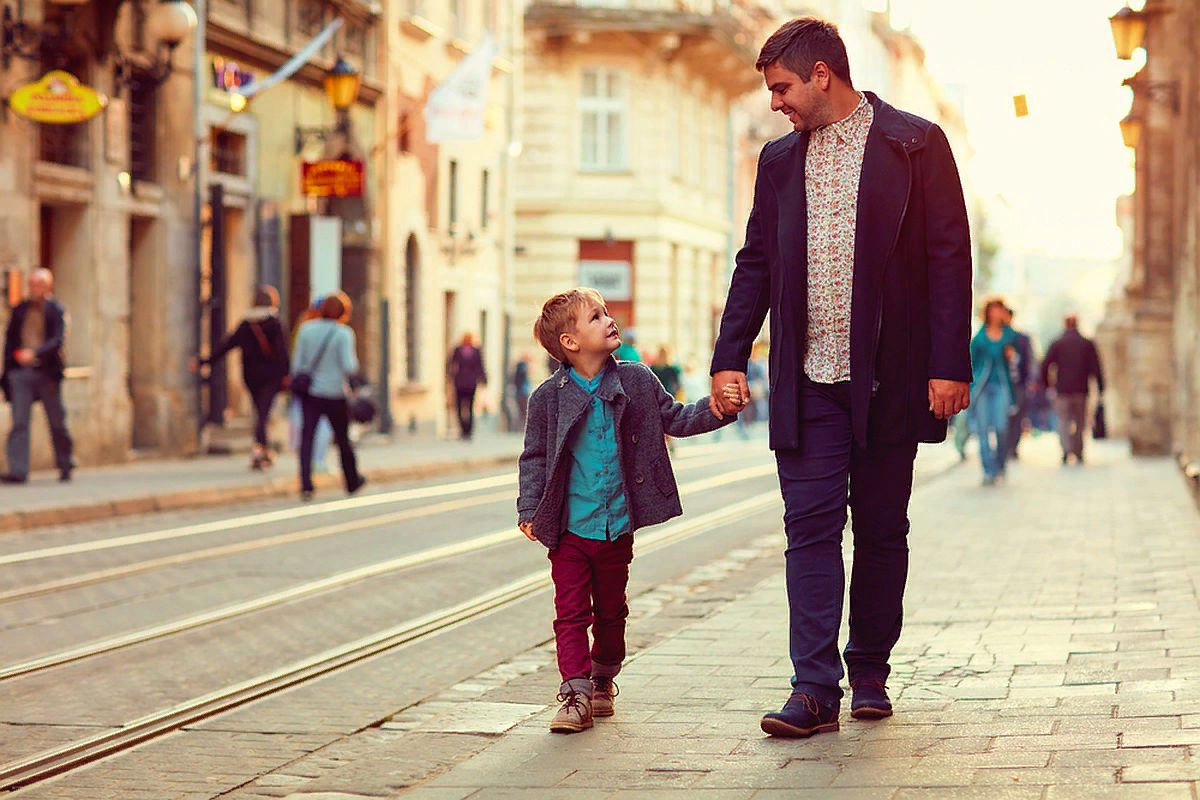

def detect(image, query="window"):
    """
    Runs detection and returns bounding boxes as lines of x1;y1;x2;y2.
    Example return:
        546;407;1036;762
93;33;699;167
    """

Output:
447;159;459;230
480;169;490;230
39;51;89;168
580;68;627;172
210;127;247;176
129;69;158;182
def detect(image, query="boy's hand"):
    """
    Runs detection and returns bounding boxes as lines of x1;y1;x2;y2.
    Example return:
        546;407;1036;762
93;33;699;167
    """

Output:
519;521;536;541
710;370;748;419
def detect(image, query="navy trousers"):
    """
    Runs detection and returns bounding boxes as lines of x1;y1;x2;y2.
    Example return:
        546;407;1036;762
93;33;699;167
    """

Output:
775;381;917;706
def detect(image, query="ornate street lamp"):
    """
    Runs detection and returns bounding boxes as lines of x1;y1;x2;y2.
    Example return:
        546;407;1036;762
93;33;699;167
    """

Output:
1109;5;1147;60
1120;113;1142;149
114;0;198;90
294;55;360;153
324;56;360;113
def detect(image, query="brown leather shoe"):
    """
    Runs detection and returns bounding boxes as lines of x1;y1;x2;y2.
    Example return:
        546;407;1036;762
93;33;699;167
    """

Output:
549;687;593;733
591;677;618;718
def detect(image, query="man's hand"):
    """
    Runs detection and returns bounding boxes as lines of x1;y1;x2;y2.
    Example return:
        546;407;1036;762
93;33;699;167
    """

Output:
519;521;536;542
14;349;34;366
928;379;969;420
710;370;748;420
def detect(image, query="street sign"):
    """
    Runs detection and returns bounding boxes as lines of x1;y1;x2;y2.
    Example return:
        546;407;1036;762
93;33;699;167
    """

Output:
579;260;632;301
301;160;365;198
7;71;107;124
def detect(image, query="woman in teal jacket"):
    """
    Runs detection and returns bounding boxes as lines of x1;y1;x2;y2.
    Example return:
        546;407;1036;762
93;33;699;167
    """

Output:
969;299;1018;485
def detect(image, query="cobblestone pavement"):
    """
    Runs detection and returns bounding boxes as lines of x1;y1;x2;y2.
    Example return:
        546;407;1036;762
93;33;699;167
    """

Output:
358;437;1200;799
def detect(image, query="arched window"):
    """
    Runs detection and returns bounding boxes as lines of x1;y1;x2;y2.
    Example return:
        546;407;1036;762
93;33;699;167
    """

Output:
405;234;420;382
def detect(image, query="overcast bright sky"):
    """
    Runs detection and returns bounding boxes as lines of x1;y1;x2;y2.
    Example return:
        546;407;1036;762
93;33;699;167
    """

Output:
869;0;1141;260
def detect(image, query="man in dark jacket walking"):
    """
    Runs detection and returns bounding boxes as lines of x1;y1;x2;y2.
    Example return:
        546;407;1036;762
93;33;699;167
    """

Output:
709;17;972;737
1;269;74;483
448;333;487;440
1040;314;1104;465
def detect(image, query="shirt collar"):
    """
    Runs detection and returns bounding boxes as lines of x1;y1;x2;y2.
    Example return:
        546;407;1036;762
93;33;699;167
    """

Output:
815;92;869;144
568;366;605;394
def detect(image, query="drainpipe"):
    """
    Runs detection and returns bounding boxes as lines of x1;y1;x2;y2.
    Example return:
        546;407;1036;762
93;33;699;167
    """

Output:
192;0;206;439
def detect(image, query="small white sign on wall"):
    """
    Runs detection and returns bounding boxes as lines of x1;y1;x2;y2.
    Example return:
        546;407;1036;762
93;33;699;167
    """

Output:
310;216;342;300
579;260;631;301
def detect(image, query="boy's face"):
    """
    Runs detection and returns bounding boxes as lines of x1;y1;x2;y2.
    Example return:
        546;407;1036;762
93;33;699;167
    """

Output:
561;298;620;360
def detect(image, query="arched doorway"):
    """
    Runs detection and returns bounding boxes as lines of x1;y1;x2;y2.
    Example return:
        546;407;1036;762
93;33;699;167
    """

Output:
404;235;420;382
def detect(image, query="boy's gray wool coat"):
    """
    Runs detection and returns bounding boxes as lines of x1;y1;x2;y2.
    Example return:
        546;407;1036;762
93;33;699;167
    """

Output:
517;358;733;549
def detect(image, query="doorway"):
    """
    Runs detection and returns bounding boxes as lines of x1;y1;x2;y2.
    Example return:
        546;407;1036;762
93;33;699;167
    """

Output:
38;202;90;366
129;216;159;450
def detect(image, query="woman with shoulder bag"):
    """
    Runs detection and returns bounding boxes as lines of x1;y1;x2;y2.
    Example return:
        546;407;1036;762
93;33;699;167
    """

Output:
290;291;366;501
192;286;290;470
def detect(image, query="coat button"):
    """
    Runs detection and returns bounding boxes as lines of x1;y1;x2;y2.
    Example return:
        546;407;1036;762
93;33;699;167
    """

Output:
631;434;639;443
635;476;644;485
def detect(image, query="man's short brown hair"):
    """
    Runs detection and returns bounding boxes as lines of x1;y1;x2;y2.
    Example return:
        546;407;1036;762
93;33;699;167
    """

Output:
756;16;852;86
533;287;605;365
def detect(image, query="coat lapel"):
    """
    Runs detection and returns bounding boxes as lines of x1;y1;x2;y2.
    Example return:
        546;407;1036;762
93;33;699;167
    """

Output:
764;133;808;284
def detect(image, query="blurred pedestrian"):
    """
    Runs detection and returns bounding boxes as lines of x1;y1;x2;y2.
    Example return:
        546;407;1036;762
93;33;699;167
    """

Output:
969;299;1018;486
1;269;73;484
447;333;487;440
1001;305;1035;461
291;292;366;501
192;286;290;470
612;327;641;362
1040;314;1105;466
649;345;682;399
512;352;532;431
746;343;769;425
708;17;973;736
289;297;333;474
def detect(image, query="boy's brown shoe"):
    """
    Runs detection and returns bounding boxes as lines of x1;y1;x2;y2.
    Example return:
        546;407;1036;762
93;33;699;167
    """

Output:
591;677;618;718
550;687;593;733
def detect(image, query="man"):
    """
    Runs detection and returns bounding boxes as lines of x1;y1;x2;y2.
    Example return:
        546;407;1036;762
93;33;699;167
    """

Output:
1;269;74;483
447;332;487;440
709;17;972;738
1039;314;1103;465
1001;305;1035;461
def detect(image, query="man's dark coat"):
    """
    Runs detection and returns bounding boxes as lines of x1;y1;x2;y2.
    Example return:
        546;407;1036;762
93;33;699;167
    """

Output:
1;298;67;402
711;92;973;450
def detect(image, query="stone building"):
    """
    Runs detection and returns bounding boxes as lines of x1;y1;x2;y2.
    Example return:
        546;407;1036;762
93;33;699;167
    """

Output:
1096;0;1197;464
383;0;521;434
511;0;774;377
0;0;199;467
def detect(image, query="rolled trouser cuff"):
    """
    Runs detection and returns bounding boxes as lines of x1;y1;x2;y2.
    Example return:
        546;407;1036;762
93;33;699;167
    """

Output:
591;660;621;679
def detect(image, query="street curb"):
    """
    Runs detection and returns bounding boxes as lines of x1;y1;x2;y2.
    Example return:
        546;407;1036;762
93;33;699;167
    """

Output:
0;454;520;534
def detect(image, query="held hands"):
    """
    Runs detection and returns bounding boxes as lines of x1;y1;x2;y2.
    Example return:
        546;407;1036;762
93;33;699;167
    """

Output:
928;379;970;420
14;349;34;366
710;370;749;420
519;521;536;542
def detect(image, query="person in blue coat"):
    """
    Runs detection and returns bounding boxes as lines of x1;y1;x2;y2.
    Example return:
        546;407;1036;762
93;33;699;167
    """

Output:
969;299;1018;486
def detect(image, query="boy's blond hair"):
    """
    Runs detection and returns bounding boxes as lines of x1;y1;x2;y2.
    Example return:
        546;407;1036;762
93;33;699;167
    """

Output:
533;287;606;366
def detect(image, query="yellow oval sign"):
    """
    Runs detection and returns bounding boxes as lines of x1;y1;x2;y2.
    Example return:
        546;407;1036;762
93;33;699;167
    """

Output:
7;71;108;124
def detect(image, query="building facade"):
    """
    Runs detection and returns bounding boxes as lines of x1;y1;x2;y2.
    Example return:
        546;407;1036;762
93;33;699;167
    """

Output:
1097;0;1200;474
0;0;198;467
512;0;771;379
383;0;521;435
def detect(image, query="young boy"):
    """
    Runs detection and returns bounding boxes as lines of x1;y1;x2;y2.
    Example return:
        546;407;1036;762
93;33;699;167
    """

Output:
518;287;735;734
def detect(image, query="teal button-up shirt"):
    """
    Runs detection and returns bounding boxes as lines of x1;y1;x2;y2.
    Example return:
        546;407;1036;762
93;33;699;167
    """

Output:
565;367;630;541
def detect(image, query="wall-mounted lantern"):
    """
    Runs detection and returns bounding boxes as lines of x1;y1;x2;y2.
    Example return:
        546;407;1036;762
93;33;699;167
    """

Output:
1109;5;1147;60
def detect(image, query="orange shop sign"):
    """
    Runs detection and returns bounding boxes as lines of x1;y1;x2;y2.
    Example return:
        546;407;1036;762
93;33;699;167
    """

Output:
7;71;107;124
301;160;365;198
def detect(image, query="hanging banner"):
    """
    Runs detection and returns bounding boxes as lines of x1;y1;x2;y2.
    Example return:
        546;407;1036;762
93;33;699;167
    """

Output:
230;18;343;101
7;71;107;124
425;34;498;144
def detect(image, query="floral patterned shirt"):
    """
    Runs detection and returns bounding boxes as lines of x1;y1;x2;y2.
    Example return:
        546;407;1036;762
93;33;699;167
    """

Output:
804;94;874;383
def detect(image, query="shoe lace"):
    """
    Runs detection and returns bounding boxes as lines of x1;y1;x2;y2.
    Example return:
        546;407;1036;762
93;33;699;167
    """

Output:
790;692;821;715
556;689;586;710
593;677;619;697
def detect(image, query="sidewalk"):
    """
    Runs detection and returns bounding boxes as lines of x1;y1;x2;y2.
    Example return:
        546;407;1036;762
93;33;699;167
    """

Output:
392;437;1200;799
0;423;767;533
0;427;528;532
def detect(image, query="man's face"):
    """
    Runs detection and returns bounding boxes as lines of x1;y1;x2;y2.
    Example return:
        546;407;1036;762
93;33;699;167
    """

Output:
28;274;50;303
764;62;832;132
564;299;620;359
